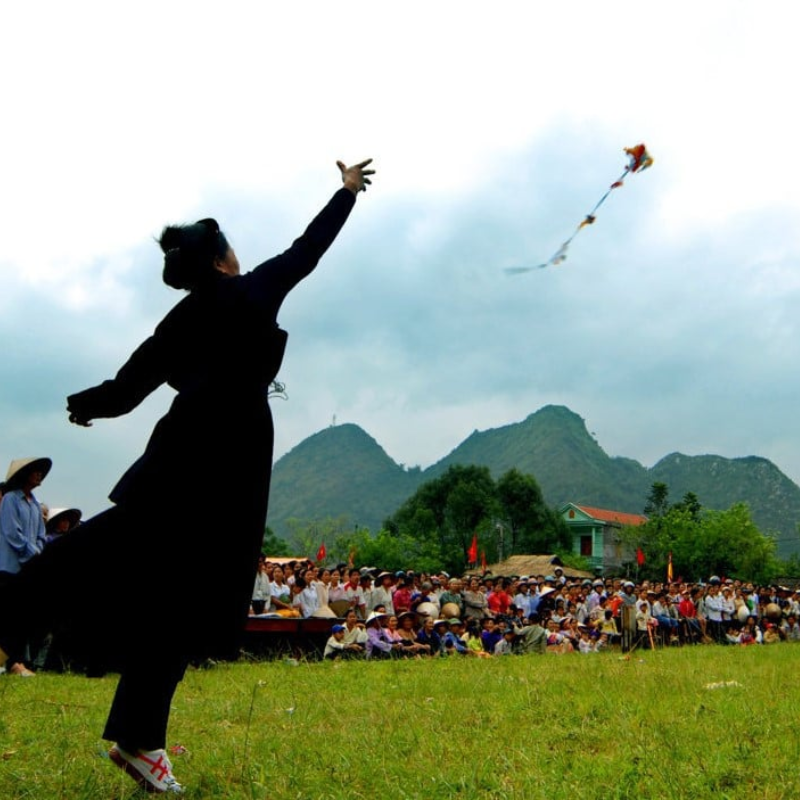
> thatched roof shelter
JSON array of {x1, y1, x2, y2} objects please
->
[{"x1": 476, "y1": 554, "x2": 593, "y2": 580}]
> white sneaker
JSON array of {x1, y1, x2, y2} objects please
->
[{"x1": 109, "y1": 745, "x2": 184, "y2": 794}]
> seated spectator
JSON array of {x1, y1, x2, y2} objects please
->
[
  {"x1": 725, "y1": 623, "x2": 747, "y2": 645},
  {"x1": 763, "y1": 623, "x2": 783, "y2": 645},
  {"x1": 494, "y1": 626, "x2": 516, "y2": 656},
  {"x1": 595, "y1": 609, "x2": 621, "y2": 644},
  {"x1": 782, "y1": 613, "x2": 800, "y2": 642},
  {"x1": 365, "y1": 611, "x2": 402, "y2": 659},
  {"x1": 269, "y1": 566, "x2": 299, "y2": 617},
  {"x1": 324, "y1": 624, "x2": 364, "y2": 659},
  {"x1": 577, "y1": 626, "x2": 596, "y2": 653},
  {"x1": 512, "y1": 614, "x2": 547, "y2": 655},
  {"x1": 460, "y1": 618, "x2": 491, "y2": 658},
  {"x1": 384, "y1": 615, "x2": 405, "y2": 645},
  {"x1": 415, "y1": 616, "x2": 441, "y2": 656},
  {"x1": 441, "y1": 618, "x2": 468, "y2": 655},
  {"x1": 480, "y1": 618, "x2": 502, "y2": 654},
  {"x1": 291, "y1": 576, "x2": 320, "y2": 618},
  {"x1": 341, "y1": 609, "x2": 368, "y2": 651},
  {"x1": 742, "y1": 615, "x2": 763, "y2": 644},
  {"x1": 595, "y1": 632, "x2": 611, "y2": 651},
  {"x1": 561, "y1": 618, "x2": 581, "y2": 649},
  {"x1": 652, "y1": 593, "x2": 681, "y2": 644},
  {"x1": 395, "y1": 611, "x2": 429, "y2": 655},
  {"x1": 550, "y1": 599, "x2": 568, "y2": 625},
  {"x1": 546, "y1": 618, "x2": 574, "y2": 653}
]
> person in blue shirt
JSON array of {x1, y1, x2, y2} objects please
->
[{"x1": 0, "y1": 457, "x2": 51, "y2": 677}]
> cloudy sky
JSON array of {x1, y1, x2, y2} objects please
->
[{"x1": 3, "y1": 1, "x2": 799, "y2": 520}]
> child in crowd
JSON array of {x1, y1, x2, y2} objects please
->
[{"x1": 577, "y1": 626, "x2": 595, "y2": 653}]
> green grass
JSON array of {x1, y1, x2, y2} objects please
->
[{"x1": 2, "y1": 646, "x2": 799, "y2": 799}]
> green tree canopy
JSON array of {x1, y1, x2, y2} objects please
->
[
  {"x1": 623, "y1": 484, "x2": 779, "y2": 584},
  {"x1": 386, "y1": 464, "x2": 567, "y2": 574}
]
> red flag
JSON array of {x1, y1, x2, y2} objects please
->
[
  {"x1": 468, "y1": 534, "x2": 478, "y2": 564},
  {"x1": 316, "y1": 542, "x2": 326, "y2": 563},
  {"x1": 667, "y1": 552, "x2": 674, "y2": 582},
  {"x1": 636, "y1": 547, "x2": 645, "y2": 566},
  {"x1": 480, "y1": 550, "x2": 487, "y2": 571}
]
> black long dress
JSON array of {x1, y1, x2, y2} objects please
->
[{"x1": 0, "y1": 187, "x2": 357, "y2": 747}]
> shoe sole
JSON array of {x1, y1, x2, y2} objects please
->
[{"x1": 109, "y1": 747, "x2": 164, "y2": 794}]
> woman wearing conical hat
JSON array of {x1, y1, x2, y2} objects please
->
[{"x1": 0, "y1": 457, "x2": 52, "y2": 676}]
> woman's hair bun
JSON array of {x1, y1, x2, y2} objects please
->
[{"x1": 158, "y1": 220, "x2": 227, "y2": 291}]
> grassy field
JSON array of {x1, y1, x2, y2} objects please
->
[{"x1": 1, "y1": 645, "x2": 798, "y2": 799}]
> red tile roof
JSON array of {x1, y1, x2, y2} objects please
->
[{"x1": 574, "y1": 505, "x2": 648, "y2": 527}]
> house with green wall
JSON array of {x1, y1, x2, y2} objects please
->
[{"x1": 559, "y1": 503, "x2": 648, "y2": 574}]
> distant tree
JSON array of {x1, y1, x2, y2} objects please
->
[
  {"x1": 496, "y1": 469, "x2": 547, "y2": 552},
  {"x1": 644, "y1": 481, "x2": 670, "y2": 518},
  {"x1": 262, "y1": 526, "x2": 290, "y2": 557},
  {"x1": 387, "y1": 464, "x2": 499, "y2": 574},
  {"x1": 332, "y1": 527, "x2": 443, "y2": 574},
  {"x1": 283, "y1": 516, "x2": 352, "y2": 559},
  {"x1": 672, "y1": 491, "x2": 702, "y2": 522},
  {"x1": 386, "y1": 464, "x2": 569, "y2": 572},
  {"x1": 621, "y1": 501, "x2": 778, "y2": 584}
]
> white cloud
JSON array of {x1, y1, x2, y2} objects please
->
[{"x1": 2, "y1": 0, "x2": 799, "y2": 520}]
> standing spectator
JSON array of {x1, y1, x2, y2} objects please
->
[
  {"x1": 368, "y1": 572, "x2": 395, "y2": 615},
  {"x1": 463, "y1": 576, "x2": 490, "y2": 621},
  {"x1": 251, "y1": 556, "x2": 271, "y2": 615},
  {"x1": 487, "y1": 577, "x2": 512, "y2": 617},
  {"x1": 513, "y1": 580, "x2": 534, "y2": 620},
  {"x1": 439, "y1": 578, "x2": 464, "y2": 617},
  {"x1": 328, "y1": 569, "x2": 347, "y2": 605},
  {"x1": 0, "y1": 457, "x2": 52, "y2": 677},
  {"x1": 44, "y1": 507, "x2": 82, "y2": 546},
  {"x1": 705, "y1": 584, "x2": 726, "y2": 643},
  {"x1": 391, "y1": 575, "x2": 413, "y2": 616},
  {"x1": 342, "y1": 569, "x2": 366, "y2": 618}
]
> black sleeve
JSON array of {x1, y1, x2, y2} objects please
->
[
  {"x1": 67, "y1": 334, "x2": 168, "y2": 423},
  {"x1": 244, "y1": 187, "x2": 357, "y2": 312}
]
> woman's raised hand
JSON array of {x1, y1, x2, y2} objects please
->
[{"x1": 337, "y1": 158, "x2": 375, "y2": 194}]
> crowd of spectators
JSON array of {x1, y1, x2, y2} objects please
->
[{"x1": 251, "y1": 558, "x2": 800, "y2": 658}]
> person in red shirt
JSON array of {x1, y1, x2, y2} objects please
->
[
  {"x1": 678, "y1": 589, "x2": 704, "y2": 643},
  {"x1": 392, "y1": 574, "x2": 413, "y2": 615},
  {"x1": 487, "y1": 577, "x2": 512, "y2": 617}
]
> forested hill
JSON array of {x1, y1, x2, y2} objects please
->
[{"x1": 267, "y1": 405, "x2": 800, "y2": 556}]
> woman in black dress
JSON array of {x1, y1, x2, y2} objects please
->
[{"x1": 0, "y1": 157, "x2": 374, "y2": 794}]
